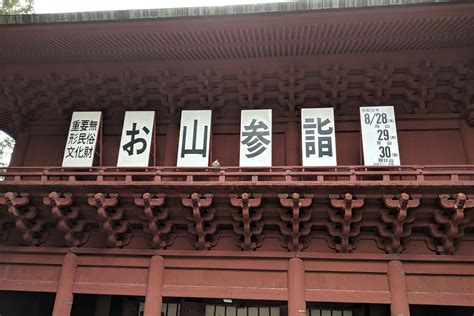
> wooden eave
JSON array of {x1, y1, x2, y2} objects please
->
[{"x1": 0, "y1": 3, "x2": 472, "y2": 65}]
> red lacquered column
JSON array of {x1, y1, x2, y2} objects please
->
[
  {"x1": 144, "y1": 255, "x2": 165, "y2": 316},
  {"x1": 285, "y1": 120, "x2": 300, "y2": 166},
  {"x1": 388, "y1": 260, "x2": 410, "y2": 316},
  {"x1": 52, "y1": 252, "x2": 78, "y2": 316},
  {"x1": 288, "y1": 258, "x2": 306, "y2": 316}
]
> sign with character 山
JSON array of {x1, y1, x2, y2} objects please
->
[
  {"x1": 177, "y1": 110, "x2": 212, "y2": 167},
  {"x1": 240, "y1": 109, "x2": 272, "y2": 167},
  {"x1": 360, "y1": 106, "x2": 400, "y2": 166},
  {"x1": 62, "y1": 111, "x2": 101, "y2": 167},
  {"x1": 117, "y1": 111, "x2": 155, "y2": 167},
  {"x1": 301, "y1": 108, "x2": 337, "y2": 166}
]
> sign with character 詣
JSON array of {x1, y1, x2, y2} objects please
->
[{"x1": 301, "y1": 108, "x2": 337, "y2": 166}]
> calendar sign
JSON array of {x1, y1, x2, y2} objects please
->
[{"x1": 360, "y1": 106, "x2": 400, "y2": 166}]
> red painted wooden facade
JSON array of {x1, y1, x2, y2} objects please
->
[{"x1": 0, "y1": 2, "x2": 473, "y2": 315}]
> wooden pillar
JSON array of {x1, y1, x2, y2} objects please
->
[
  {"x1": 387, "y1": 260, "x2": 410, "y2": 316},
  {"x1": 144, "y1": 255, "x2": 165, "y2": 316},
  {"x1": 8, "y1": 129, "x2": 29, "y2": 167},
  {"x1": 52, "y1": 252, "x2": 78, "y2": 316},
  {"x1": 163, "y1": 122, "x2": 179, "y2": 166},
  {"x1": 460, "y1": 119, "x2": 474, "y2": 164},
  {"x1": 285, "y1": 120, "x2": 299, "y2": 166},
  {"x1": 288, "y1": 258, "x2": 306, "y2": 316}
]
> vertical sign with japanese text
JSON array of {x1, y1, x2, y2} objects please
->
[
  {"x1": 177, "y1": 110, "x2": 212, "y2": 167},
  {"x1": 360, "y1": 106, "x2": 400, "y2": 166},
  {"x1": 301, "y1": 108, "x2": 337, "y2": 166},
  {"x1": 117, "y1": 111, "x2": 155, "y2": 167},
  {"x1": 240, "y1": 109, "x2": 272, "y2": 167},
  {"x1": 62, "y1": 111, "x2": 101, "y2": 167}
]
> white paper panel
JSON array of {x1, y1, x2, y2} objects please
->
[
  {"x1": 177, "y1": 110, "x2": 212, "y2": 167},
  {"x1": 301, "y1": 108, "x2": 337, "y2": 166},
  {"x1": 360, "y1": 106, "x2": 400, "y2": 166},
  {"x1": 240, "y1": 109, "x2": 272, "y2": 167},
  {"x1": 117, "y1": 111, "x2": 155, "y2": 167},
  {"x1": 62, "y1": 111, "x2": 101, "y2": 167}
]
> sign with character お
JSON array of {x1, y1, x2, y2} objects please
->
[{"x1": 117, "y1": 111, "x2": 155, "y2": 167}]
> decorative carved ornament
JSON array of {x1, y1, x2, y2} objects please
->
[
  {"x1": 88, "y1": 193, "x2": 131, "y2": 248},
  {"x1": 182, "y1": 193, "x2": 218, "y2": 250},
  {"x1": 327, "y1": 193, "x2": 364, "y2": 253},
  {"x1": 135, "y1": 193, "x2": 175, "y2": 249},
  {"x1": 376, "y1": 193, "x2": 421, "y2": 254},
  {"x1": 278, "y1": 193, "x2": 313, "y2": 252},
  {"x1": 427, "y1": 193, "x2": 474, "y2": 255},
  {"x1": 43, "y1": 191, "x2": 89, "y2": 247},
  {"x1": 0, "y1": 192, "x2": 47, "y2": 246},
  {"x1": 230, "y1": 193, "x2": 264, "y2": 251}
]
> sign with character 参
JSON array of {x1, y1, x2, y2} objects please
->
[
  {"x1": 240, "y1": 109, "x2": 272, "y2": 167},
  {"x1": 62, "y1": 111, "x2": 101, "y2": 167},
  {"x1": 360, "y1": 106, "x2": 400, "y2": 166},
  {"x1": 301, "y1": 108, "x2": 337, "y2": 166},
  {"x1": 117, "y1": 111, "x2": 155, "y2": 167}
]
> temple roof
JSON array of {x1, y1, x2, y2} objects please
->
[{"x1": 0, "y1": 0, "x2": 454, "y2": 25}]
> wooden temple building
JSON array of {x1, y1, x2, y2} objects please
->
[{"x1": 0, "y1": 0, "x2": 473, "y2": 315}]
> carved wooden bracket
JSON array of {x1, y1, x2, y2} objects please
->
[
  {"x1": 427, "y1": 193, "x2": 474, "y2": 255},
  {"x1": 327, "y1": 193, "x2": 364, "y2": 253},
  {"x1": 88, "y1": 193, "x2": 131, "y2": 248},
  {"x1": 376, "y1": 193, "x2": 420, "y2": 254},
  {"x1": 135, "y1": 193, "x2": 175, "y2": 249},
  {"x1": 278, "y1": 193, "x2": 313, "y2": 251},
  {"x1": 182, "y1": 193, "x2": 218, "y2": 250},
  {"x1": 43, "y1": 191, "x2": 89, "y2": 247},
  {"x1": 0, "y1": 192, "x2": 47, "y2": 246},
  {"x1": 230, "y1": 193, "x2": 264, "y2": 251}
]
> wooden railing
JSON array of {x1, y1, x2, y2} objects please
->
[{"x1": 0, "y1": 165, "x2": 473, "y2": 185}]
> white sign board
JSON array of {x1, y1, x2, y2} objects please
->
[
  {"x1": 360, "y1": 106, "x2": 400, "y2": 166},
  {"x1": 240, "y1": 109, "x2": 272, "y2": 167},
  {"x1": 117, "y1": 111, "x2": 155, "y2": 167},
  {"x1": 177, "y1": 110, "x2": 212, "y2": 167},
  {"x1": 62, "y1": 111, "x2": 101, "y2": 167},
  {"x1": 301, "y1": 108, "x2": 337, "y2": 166}
]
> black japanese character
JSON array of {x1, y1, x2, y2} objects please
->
[
  {"x1": 65, "y1": 147, "x2": 77, "y2": 158},
  {"x1": 68, "y1": 133, "x2": 78, "y2": 145},
  {"x1": 318, "y1": 136, "x2": 333, "y2": 157},
  {"x1": 317, "y1": 118, "x2": 333, "y2": 135},
  {"x1": 89, "y1": 120, "x2": 99, "y2": 131},
  {"x1": 80, "y1": 120, "x2": 89, "y2": 131},
  {"x1": 122, "y1": 123, "x2": 150, "y2": 156},
  {"x1": 71, "y1": 120, "x2": 81, "y2": 132},
  {"x1": 181, "y1": 119, "x2": 208, "y2": 158},
  {"x1": 241, "y1": 119, "x2": 270, "y2": 158}
]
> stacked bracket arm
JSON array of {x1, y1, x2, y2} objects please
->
[
  {"x1": 278, "y1": 193, "x2": 313, "y2": 251},
  {"x1": 427, "y1": 193, "x2": 474, "y2": 255},
  {"x1": 88, "y1": 193, "x2": 131, "y2": 248},
  {"x1": 0, "y1": 192, "x2": 47, "y2": 246},
  {"x1": 376, "y1": 193, "x2": 421, "y2": 254},
  {"x1": 43, "y1": 191, "x2": 88, "y2": 247},
  {"x1": 134, "y1": 193, "x2": 174, "y2": 249},
  {"x1": 327, "y1": 193, "x2": 365, "y2": 253},
  {"x1": 230, "y1": 193, "x2": 264, "y2": 251},
  {"x1": 182, "y1": 193, "x2": 218, "y2": 250}
]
